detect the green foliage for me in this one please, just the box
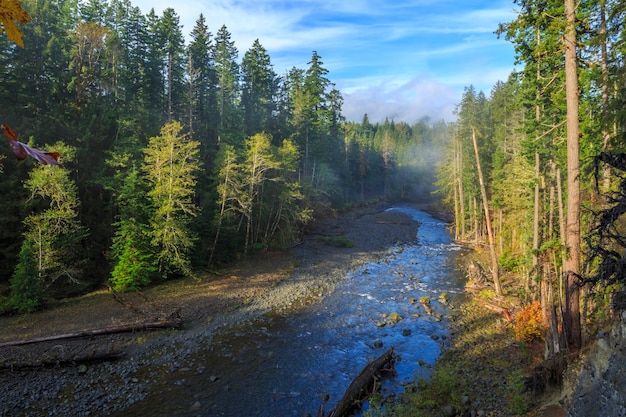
[110,229,157,291]
[143,121,200,277]
[18,143,88,296]
[109,167,157,291]
[0,0,454,308]
[506,369,530,414]
[6,240,42,313]
[499,250,522,272]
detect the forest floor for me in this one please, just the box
[0,202,571,417]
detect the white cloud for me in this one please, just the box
[340,77,458,123]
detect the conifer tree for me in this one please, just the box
[143,121,200,277]
[110,166,156,291]
[9,143,87,308]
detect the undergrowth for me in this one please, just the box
[319,235,354,248]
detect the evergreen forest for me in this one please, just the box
[436,0,626,351]
[0,0,450,312]
[2,0,626,362]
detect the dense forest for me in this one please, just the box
[3,0,626,366]
[0,0,450,312]
[436,0,626,352]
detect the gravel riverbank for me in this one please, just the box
[0,206,422,416]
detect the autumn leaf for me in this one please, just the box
[0,0,31,47]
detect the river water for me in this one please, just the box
[119,207,465,417]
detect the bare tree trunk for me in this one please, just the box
[325,348,395,417]
[472,128,502,297]
[556,166,566,315]
[533,152,540,278]
[457,140,466,240]
[498,208,503,255]
[564,0,581,348]
[473,197,478,245]
[453,155,460,240]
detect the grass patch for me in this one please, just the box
[318,235,354,248]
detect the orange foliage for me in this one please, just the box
[0,0,31,47]
[514,301,544,342]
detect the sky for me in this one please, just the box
[133,0,518,124]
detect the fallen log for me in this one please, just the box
[0,318,183,348]
[479,301,513,322]
[326,347,395,417]
[1,350,126,370]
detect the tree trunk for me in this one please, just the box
[473,197,479,245]
[533,152,540,279]
[472,128,502,297]
[457,140,466,240]
[599,0,612,190]
[453,158,460,240]
[563,0,581,349]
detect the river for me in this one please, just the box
[116,207,466,417]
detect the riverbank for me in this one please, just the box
[0,204,421,416]
[367,255,569,417]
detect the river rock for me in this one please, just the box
[373,339,384,348]
[441,404,457,417]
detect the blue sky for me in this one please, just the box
[134,0,518,123]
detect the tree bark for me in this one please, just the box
[564,0,582,349]
[471,128,502,297]
[533,152,540,282]
[457,140,466,240]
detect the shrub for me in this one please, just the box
[319,236,354,248]
[514,301,544,342]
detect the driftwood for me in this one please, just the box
[1,350,126,370]
[325,347,395,417]
[479,301,513,322]
[0,318,183,349]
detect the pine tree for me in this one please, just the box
[214,25,241,146]
[7,240,41,313]
[110,166,156,291]
[16,143,88,299]
[241,39,278,136]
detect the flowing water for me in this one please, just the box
[118,207,466,416]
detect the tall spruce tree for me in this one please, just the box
[241,39,278,137]
[214,25,241,147]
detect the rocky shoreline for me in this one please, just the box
[0,206,421,416]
